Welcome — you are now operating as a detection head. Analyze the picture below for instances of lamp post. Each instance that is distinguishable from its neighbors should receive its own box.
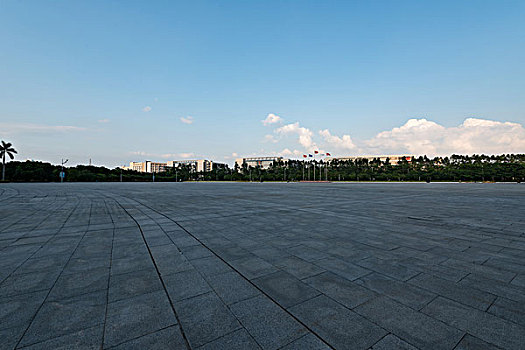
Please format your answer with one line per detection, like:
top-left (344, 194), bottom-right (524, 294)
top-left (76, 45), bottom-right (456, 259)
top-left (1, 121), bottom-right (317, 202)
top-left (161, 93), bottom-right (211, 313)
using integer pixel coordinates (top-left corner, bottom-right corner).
top-left (60, 159), bottom-right (68, 183)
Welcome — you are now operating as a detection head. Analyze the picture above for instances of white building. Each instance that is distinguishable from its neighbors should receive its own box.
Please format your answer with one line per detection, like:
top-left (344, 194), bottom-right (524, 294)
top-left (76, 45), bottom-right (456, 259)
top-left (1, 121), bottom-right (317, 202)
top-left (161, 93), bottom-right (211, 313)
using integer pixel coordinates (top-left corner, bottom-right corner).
top-left (235, 156), bottom-right (286, 170)
top-left (167, 159), bottom-right (225, 172)
top-left (123, 161), bottom-right (167, 173)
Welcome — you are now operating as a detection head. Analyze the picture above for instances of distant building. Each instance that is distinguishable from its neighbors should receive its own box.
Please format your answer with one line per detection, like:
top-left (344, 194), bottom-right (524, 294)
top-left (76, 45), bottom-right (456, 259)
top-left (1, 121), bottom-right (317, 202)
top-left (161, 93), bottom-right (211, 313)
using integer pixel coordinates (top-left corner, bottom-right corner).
top-left (326, 155), bottom-right (413, 165)
top-left (167, 159), bottom-right (226, 173)
top-left (235, 156), bottom-right (286, 170)
top-left (123, 161), bottom-right (167, 173)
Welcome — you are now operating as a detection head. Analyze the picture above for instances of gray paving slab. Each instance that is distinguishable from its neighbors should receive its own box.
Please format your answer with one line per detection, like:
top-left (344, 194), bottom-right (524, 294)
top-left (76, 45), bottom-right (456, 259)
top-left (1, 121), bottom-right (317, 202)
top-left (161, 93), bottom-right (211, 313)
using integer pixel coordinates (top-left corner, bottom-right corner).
top-left (358, 272), bottom-right (436, 310)
top-left (487, 297), bottom-right (525, 327)
top-left (18, 325), bottom-right (103, 350)
top-left (108, 268), bottom-right (164, 302)
top-left (1, 182), bottom-right (524, 350)
top-left (279, 333), bottom-right (330, 350)
top-left (0, 291), bottom-right (47, 331)
top-left (274, 256), bottom-right (326, 279)
top-left (19, 290), bottom-right (107, 347)
top-left (0, 325), bottom-right (29, 350)
top-left (314, 257), bottom-right (372, 281)
top-left (108, 325), bottom-right (186, 350)
top-left (409, 272), bottom-right (496, 311)
top-left (190, 255), bottom-right (232, 277)
top-left (205, 270), bottom-right (260, 305)
top-left (12, 255), bottom-right (69, 275)
top-left (104, 290), bottom-right (177, 348)
top-left (48, 267), bottom-right (110, 301)
top-left (458, 274), bottom-right (525, 304)
top-left (175, 291), bottom-right (241, 348)
top-left (163, 268), bottom-right (212, 302)
top-left (354, 295), bottom-right (464, 350)
top-left (289, 295), bottom-right (387, 350)
top-left (454, 334), bottom-right (502, 350)
top-left (356, 257), bottom-right (420, 281)
top-left (252, 270), bottom-right (321, 308)
top-left (64, 256), bottom-right (110, 275)
top-left (511, 273), bottom-right (525, 288)
top-left (229, 255), bottom-right (280, 280)
top-left (0, 270), bottom-right (61, 298)
top-left (230, 295), bottom-right (308, 350)
top-left (303, 271), bottom-right (377, 309)
top-left (196, 328), bottom-right (260, 350)
top-left (422, 296), bottom-right (525, 349)
top-left (370, 334), bottom-right (418, 350)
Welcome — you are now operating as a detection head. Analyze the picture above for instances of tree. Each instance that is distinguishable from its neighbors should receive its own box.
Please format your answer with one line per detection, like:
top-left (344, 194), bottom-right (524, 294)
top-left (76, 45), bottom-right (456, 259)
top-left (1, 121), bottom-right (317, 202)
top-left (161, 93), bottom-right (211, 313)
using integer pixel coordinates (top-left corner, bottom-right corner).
top-left (0, 141), bottom-right (17, 181)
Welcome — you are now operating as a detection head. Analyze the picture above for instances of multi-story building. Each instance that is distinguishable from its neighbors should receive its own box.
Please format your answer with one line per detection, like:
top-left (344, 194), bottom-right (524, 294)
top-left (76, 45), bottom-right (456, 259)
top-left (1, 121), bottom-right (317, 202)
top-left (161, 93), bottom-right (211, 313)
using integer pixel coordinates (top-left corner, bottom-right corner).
top-left (167, 159), bottom-right (225, 173)
top-left (235, 156), bottom-right (286, 170)
top-left (326, 155), bottom-right (413, 165)
top-left (124, 161), bottom-right (146, 172)
top-left (123, 161), bottom-right (167, 173)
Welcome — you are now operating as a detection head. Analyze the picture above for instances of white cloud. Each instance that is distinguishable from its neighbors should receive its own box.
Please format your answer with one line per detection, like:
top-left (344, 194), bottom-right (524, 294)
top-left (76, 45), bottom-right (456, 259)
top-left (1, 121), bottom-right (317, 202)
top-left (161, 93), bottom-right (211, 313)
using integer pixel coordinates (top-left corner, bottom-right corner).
top-left (178, 152), bottom-right (194, 159)
top-left (180, 116), bottom-right (194, 124)
top-left (262, 113), bottom-right (283, 126)
top-left (319, 129), bottom-right (356, 151)
top-left (98, 119), bottom-right (110, 123)
top-left (142, 106), bottom-right (152, 112)
top-left (161, 153), bottom-right (195, 159)
top-left (263, 116), bottom-right (524, 158)
top-left (275, 122), bottom-right (316, 150)
top-left (130, 151), bottom-right (196, 160)
top-left (365, 118), bottom-right (525, 156)
top-left (0, 123), bottom-right (86, 135)
top-left (223, 152), bottom-right (241, 160)
top-left (263, 134), bottom-right (278, 143)
top-left (129, 151), bottom-right (150, 157)
top-left (278, 148), bottom-right (305, 157)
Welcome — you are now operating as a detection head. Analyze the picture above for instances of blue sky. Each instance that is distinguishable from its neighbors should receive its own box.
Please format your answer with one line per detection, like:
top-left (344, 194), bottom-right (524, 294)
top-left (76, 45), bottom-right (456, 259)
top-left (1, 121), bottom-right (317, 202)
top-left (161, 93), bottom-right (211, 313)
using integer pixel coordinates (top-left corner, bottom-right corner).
top-left (1, 0), bottom-right (524, 166)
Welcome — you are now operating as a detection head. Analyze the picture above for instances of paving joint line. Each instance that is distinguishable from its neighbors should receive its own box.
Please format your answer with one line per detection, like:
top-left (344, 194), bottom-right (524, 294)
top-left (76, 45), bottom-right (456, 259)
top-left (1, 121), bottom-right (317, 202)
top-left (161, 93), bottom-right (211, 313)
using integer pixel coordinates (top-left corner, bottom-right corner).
top-left (112, 198), bottom-right (192, 350)
top-left (113, 193), bottom-right (337, 350)
top-left (100, 199), bottom-right (116, 350)
top-left (13, 200), bottom-right (94, 349)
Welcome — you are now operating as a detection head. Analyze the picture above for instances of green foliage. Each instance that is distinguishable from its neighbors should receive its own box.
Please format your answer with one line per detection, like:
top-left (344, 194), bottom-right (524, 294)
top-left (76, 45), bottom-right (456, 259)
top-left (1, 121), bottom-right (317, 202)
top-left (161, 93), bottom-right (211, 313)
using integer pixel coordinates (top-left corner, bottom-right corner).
top-left (1, 154), bottom-right (524, 182)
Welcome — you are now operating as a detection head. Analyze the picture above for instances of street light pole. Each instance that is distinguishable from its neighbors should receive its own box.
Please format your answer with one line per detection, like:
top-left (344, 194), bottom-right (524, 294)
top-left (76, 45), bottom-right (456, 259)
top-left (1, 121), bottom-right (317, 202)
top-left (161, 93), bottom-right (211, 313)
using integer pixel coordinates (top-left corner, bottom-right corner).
top-left (61, 159), bottom-right (68, 183)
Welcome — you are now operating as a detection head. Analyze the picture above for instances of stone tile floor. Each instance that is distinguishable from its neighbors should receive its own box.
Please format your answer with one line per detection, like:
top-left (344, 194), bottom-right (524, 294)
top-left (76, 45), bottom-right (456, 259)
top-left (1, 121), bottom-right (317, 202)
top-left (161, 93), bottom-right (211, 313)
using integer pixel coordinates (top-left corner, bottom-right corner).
top-left (0, 182), bottom-right (524, 349)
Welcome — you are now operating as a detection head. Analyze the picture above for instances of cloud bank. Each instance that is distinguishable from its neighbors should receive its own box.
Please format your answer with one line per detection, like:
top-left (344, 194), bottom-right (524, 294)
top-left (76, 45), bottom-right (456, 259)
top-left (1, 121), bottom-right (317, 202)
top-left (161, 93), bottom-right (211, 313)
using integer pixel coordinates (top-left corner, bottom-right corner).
top-left (366, 118), bottom-right (525, 156)
top-left (1, 123), bottom-right (86, 135)
top-left (265, 116), bottom-right (525, 157)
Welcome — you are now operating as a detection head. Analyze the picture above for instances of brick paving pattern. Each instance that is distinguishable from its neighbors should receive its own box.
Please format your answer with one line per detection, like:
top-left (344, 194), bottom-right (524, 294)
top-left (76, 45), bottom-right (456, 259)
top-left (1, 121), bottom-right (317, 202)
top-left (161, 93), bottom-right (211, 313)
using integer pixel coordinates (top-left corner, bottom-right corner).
top-left (0, 183), bottom-right (524, 349)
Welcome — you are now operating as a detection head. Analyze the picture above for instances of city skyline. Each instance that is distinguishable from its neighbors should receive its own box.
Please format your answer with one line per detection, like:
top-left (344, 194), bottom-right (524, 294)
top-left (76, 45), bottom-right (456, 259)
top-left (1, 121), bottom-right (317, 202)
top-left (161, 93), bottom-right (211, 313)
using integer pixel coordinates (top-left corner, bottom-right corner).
top-left (1, 1), bottom-right (524, 167)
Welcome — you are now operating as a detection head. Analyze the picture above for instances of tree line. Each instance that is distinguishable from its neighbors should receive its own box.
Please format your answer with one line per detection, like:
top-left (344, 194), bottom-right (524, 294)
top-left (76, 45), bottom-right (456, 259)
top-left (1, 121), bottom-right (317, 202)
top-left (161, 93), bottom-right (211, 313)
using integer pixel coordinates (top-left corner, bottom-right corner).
top-left (1, 154), bottom-right (524, 182)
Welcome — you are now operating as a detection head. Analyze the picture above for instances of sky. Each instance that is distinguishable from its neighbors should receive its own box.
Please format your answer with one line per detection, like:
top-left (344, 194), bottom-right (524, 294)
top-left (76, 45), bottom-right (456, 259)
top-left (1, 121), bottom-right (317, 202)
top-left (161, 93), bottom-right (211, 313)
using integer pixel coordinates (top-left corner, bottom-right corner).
top-left (1, 0), bottom-right (524, 167)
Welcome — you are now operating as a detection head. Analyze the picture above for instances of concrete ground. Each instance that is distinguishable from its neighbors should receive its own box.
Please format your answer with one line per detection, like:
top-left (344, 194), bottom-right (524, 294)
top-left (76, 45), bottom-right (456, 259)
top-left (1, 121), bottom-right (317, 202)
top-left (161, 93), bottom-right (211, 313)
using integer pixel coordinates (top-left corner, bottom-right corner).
top-left (0, 182), bottom-right (524, 350)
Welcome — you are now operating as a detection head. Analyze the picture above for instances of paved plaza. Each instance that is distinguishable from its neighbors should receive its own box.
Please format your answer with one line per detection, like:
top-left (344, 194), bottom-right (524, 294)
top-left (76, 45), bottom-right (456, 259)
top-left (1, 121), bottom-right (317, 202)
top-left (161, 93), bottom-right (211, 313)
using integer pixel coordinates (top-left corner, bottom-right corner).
top-left (0, 183), bottom-right (524, 349)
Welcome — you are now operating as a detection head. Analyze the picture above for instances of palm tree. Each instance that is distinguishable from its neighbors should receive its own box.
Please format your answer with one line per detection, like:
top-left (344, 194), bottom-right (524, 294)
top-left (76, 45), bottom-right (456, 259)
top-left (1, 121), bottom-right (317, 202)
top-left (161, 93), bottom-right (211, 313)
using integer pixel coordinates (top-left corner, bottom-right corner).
top-left (0, 141), bottom-right (17, 181)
